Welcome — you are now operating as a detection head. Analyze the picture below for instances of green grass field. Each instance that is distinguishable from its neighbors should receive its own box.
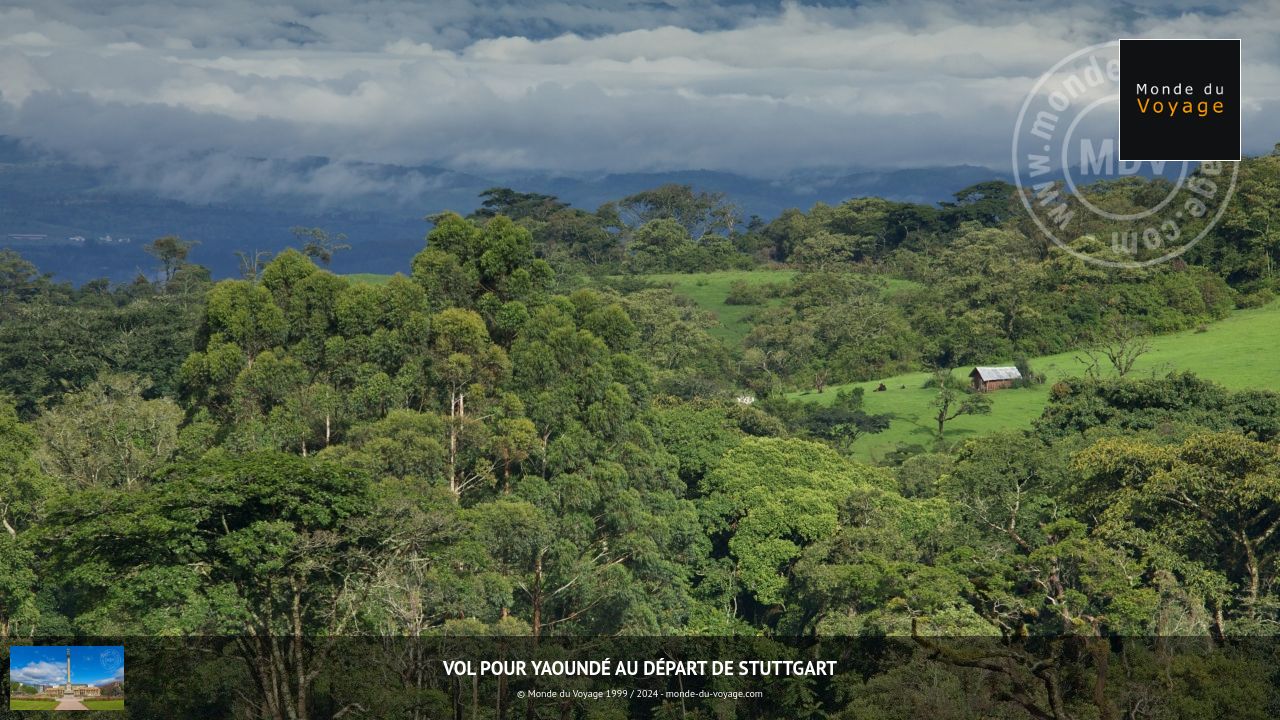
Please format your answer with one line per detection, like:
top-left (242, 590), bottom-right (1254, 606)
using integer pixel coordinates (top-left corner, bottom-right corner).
top-left (639, 270), bottom-right (796, 343)
top-left (8, 697), bottom-right (124, 711)
top-left (793, 300), bottom-right (1280, 463)
top-left (639, 270), bottom-right (919, 344)
top-left (9, 699), bottom-right (57, 710)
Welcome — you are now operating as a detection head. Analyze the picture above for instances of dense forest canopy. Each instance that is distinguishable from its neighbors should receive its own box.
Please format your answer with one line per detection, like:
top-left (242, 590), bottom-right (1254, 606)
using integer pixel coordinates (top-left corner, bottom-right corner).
top-left (3, 151), bottom-right (1280, 718)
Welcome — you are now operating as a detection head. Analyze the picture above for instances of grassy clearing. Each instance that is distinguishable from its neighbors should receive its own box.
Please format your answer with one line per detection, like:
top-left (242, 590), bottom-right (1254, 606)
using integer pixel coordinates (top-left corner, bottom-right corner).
top-left (793, 300), bottom-right (1280, 463)
top-left (639, 270), bottom-right (919, 344)
top-left (10, 699), bottom-right (57, 710)
top-left (82, 698), bottom-right (126, 710)
top-left (639, 270), bottom-right (796, 343)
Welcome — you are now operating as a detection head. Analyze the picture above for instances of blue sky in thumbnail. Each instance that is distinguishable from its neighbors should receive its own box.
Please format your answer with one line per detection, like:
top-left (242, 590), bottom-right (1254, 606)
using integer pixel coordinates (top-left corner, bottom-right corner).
top-left (8, 646), bottom-right (125, 688)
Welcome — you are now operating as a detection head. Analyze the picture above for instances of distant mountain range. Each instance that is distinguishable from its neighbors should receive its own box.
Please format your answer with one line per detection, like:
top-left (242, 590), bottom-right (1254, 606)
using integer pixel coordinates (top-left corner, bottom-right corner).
top-left (0, 136), bottom-right (1007, 283)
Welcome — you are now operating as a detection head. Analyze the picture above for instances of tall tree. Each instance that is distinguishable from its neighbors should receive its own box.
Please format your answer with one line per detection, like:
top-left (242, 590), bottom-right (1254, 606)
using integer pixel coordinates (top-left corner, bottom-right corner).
top-left (36, 374), bottom-right (183, 490)
top-left (291, 227), bottom-right (351, 267)
top-left (615, 184), bottom-right (738, 238)
top-left (144, 235), bottom-right (198, 282)
top-left (47, 452), bottom-right (375, 720)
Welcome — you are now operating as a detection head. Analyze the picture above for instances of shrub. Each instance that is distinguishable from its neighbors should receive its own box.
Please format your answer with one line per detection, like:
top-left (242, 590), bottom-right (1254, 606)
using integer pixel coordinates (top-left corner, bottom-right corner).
top-left (725, 280), bottom-right (768, 306)
top-left (1014, 356), bottom-right (1045, 387)
top-left (1238, 288), bottom-right (1275, 309)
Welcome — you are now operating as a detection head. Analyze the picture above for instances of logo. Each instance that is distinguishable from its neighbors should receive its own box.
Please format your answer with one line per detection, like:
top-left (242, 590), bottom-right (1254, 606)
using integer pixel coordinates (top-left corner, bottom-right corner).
top-left (1119, 39), bottom-right (1241, 161)
top-left (1012, 41), bottom-right (1238, 268)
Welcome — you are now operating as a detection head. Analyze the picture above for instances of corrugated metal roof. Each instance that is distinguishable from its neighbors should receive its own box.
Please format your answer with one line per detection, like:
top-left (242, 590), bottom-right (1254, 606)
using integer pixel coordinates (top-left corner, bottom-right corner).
top-left (971, 366), bottom-right (1022, 381)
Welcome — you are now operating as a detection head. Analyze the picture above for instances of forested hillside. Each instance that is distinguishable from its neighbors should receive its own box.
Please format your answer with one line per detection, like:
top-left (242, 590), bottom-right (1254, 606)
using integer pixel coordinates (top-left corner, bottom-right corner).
top-left (3, 152), bottom-right (1280, 718)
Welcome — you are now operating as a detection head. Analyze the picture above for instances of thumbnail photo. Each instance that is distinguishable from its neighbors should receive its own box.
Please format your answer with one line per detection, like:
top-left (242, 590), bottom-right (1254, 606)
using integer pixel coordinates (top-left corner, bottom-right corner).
top-left (8, 646), bottom-right (124, 712)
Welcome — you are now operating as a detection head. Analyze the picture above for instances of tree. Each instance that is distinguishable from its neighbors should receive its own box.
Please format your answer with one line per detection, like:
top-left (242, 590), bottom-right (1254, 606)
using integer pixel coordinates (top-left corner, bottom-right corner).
top-left (47, 452), bottom-right (375, 720)
top-left (939, 181), bottom-right (1017, 227)
top-left (412, 213), bottom-right (553, 312)
top-left (235, 249), bottom-right (274, 282)
top-left (144, 235), bottom-right (198, 283)
top-left (1201, 152), bottom-right (1280, 283)
top-left (0, 249), bottom-right (45, 307)
top-left (0, 398), bottom-right (49, 641)
top-left (0, 283), bottom-right (201, 419)
top-left (0, 531), bottom-right (37, 640)
top-left (1076, 432), bottom-right (1280, 631)
top-left (701, 437), bottom-right (894, 610)
top-left (931, 370), bottom-right (991, 440)
top-left (615, 184), bottom-right (738, 239)
top-left (797, 389), bottom-right (891, 452)
top-left (791, 230), bottom-right (864, 270)
top-left (930, 432), bottom-right (1162, 720)
top-left (626, 218), bottom-right (695, 272)
top-left (1093, 314), bottom-right (1152, 377)
top-left (429, 308), bottom-right (511, 499)
top-left (469, 188), bottom-right (568, 222)
top-left (534, 208), bottom-right (617, 266)
top-left (0, 397), bottom-right (51, 538)
top-left (202, 280), bottom-right (287, 363)
top-left (782, 481), bottom-right (970, 636)
top-left (36, 374), bottom-right (183, 489)
top-left (1036, 371), bottom-right (1280, 442)
top-left (291, 227), bottom-right (351, 267)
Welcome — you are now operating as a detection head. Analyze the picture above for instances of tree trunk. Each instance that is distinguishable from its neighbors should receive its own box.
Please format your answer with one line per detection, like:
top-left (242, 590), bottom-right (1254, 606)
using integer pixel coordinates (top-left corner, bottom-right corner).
top-left (1088, 637), bottom-right (1117, 720)
top-left (448, 391), bottom-right (465, 498)
top-left (531, 552), bottom-right (543, 639)
top-left (1242, 532), bottom-right (1261, 611)
top-left (291, 583), bottom-right (308, 720)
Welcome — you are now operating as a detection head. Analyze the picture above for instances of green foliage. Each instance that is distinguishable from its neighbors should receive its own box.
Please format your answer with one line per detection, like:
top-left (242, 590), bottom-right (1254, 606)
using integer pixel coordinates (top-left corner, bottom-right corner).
top-left (46, 451), bottom-right (373, 635)
top-left (1038, 372), bottom-right (1280, 442)
top-left (701, 437), bottom-right (893, 607)
top-left (615, 183), bottom-right (738, 239)
top-left (724, 278), bottom-right (784, 305)
top-left (413, 212), bottom-right (553, 312)
top-left (0, 275), bottom-right (204, 419)
top-left (1076, 432), bottom-right (1280, 630)
top-left (35, 374), bottom-right (183, 489)
top-left (931, 370), bottom-right (992, 441)
top-left (793, 298), bottom-right (1280, 462)
top-left (143, 235), bottom-right (197, 282)
top-left (470, 187), bottom-right (569, 222)
top-left (8, 170), bottom-right (1280, 716)
top-left (290, 226), bottom-right (350, 266)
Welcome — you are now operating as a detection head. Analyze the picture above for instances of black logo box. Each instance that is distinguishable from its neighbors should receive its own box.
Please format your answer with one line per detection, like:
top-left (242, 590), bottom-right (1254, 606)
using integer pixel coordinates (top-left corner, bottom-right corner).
top-left (1119, 38), bottom-right (1241, 161)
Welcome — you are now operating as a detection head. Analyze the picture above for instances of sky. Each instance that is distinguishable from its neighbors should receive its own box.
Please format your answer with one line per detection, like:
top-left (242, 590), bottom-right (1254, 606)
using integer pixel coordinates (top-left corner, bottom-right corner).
top-left (8, 646), bottom-right (125, 688)
top-left (1, 0), bottom-right (1278, 199)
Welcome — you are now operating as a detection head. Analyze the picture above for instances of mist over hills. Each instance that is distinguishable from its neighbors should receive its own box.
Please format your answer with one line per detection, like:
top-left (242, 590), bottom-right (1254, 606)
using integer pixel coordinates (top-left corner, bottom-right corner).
top-left (0, 137), bottom-right (1006, 283)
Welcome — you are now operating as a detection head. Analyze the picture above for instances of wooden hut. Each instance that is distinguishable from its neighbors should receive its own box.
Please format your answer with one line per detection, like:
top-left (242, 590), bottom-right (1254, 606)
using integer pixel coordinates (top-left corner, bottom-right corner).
top-left (969, 366), bottom-right (1022, 392)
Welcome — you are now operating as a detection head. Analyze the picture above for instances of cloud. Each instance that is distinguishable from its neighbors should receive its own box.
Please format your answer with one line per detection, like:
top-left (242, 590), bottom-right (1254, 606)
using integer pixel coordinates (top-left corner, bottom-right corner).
top-left (11, 661), bottom-right (67, 687)
top-left (93, 665), bottom-right (125, 687)
top-left (0, 0), bottom-right (1277, 202)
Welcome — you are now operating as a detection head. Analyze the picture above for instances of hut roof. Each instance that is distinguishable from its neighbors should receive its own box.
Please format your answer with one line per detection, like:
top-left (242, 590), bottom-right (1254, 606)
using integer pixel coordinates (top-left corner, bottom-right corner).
top-left (970, 366), bottom-right (1022, 381)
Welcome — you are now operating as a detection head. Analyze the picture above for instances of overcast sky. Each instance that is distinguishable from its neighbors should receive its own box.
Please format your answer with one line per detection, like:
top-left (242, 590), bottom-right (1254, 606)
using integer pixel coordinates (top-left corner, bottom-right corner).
top-left (2, 0), bottom-right (1279, 186)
